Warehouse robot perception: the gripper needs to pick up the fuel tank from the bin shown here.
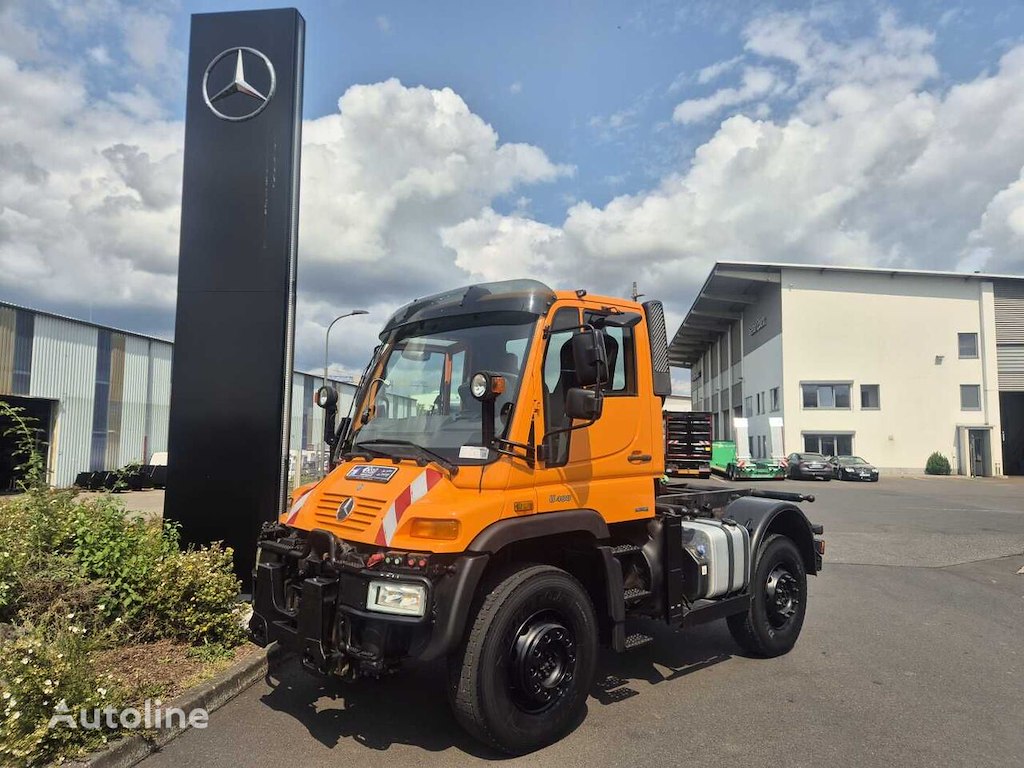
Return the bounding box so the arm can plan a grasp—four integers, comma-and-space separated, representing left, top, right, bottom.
680, 519, 750, 599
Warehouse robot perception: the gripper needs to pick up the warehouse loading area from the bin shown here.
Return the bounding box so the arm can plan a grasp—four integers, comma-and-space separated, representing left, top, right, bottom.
0, 394, 54, 492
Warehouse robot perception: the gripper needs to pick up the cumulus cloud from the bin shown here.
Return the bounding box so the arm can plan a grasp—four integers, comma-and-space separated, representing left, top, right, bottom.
122, 9, 174, 73
3, 2, 1024, 384
296, 78, 571, 363
445, 10, 1024, 328
0, 3, 571, 371
673, 67, 779, 124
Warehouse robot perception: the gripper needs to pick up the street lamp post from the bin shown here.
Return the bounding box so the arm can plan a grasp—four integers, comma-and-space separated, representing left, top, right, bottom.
321, 309, 368, 476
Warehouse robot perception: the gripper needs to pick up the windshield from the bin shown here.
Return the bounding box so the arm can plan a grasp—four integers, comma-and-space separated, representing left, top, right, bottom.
839, 456, 868, 465
351, 312, 536, 462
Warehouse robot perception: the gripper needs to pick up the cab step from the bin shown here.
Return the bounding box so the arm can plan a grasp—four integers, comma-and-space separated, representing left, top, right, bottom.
610, 543, 641, 557
612, 622, 654, 652
623, 587, 651, 604
623, 632, 654, 650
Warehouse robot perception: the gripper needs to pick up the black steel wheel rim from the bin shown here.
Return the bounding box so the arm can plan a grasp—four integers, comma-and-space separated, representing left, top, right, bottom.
508, 611, 576, 714
765, 565, 800, 629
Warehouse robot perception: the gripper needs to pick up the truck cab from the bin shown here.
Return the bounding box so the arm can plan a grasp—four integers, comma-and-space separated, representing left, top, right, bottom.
251, 279, 823, 755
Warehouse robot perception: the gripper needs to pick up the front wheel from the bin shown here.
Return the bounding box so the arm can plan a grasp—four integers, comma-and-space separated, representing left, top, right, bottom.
448, 565, 598, 755
727, 535, 807, 657
727, 465, 737, 481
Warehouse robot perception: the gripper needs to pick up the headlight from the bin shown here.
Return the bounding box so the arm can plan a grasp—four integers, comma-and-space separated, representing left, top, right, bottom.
845, 467, 855, 473
470, 372, 489, 399
367, 580, 427, 617
469, 371, 505, 400
314, 385, 338, 409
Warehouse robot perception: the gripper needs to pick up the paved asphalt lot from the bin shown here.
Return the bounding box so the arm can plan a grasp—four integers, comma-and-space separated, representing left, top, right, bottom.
140, 476, 1023, 768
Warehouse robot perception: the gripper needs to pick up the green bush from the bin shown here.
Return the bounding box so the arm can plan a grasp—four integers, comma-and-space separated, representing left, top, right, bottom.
0, 622, 118, 766
0, 401, 248, 763
65, 498, 180, 621
925, 451, 952, 475
149, 545, 247, 647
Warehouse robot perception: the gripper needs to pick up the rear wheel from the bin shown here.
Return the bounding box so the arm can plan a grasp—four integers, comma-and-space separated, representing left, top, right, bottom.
448, 565, 598, 755
727, 535, 807, 657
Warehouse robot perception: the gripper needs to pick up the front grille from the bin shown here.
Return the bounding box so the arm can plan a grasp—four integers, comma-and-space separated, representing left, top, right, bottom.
313, 492, 386, 535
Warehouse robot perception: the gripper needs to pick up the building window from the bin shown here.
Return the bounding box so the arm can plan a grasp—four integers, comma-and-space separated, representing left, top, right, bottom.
803, 433, 853, 457
755, 392, 763, 414
958, 332, 979, 359
770, 387, 780, 412
801, 383, 851, 409
860, 384, 880, 410
744, 396, 753, 417
960, 384, 981, 411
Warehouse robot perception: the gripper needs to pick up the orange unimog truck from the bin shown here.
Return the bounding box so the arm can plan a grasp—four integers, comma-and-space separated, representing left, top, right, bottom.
250, 279, 823, 754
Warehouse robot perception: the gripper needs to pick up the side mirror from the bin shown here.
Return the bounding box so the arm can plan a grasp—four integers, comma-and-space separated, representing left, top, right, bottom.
571, 328, 608, 387
565, 387, 603, 421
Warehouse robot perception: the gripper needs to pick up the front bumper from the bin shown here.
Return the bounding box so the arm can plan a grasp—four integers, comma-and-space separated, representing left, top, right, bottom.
794, 467, 831, 479
249, 525, 487, 678
840, 470, 879, 481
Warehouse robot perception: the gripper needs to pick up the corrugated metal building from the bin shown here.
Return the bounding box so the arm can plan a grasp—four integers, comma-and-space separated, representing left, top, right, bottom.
0, 300, 358, 489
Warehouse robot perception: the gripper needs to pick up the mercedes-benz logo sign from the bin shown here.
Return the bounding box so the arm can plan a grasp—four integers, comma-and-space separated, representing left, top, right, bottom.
202, 47, 276, 122
336, 497, 355, 521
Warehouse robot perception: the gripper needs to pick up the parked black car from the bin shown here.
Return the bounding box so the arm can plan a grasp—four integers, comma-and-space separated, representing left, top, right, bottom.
829, 455, 880, 481
786, 452, 833, 480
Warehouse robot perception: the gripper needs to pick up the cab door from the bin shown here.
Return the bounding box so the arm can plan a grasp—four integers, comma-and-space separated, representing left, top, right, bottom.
533, 304, 655, 524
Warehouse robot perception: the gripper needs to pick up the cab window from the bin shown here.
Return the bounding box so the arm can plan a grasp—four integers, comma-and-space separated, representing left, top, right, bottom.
541, 307, 581, 466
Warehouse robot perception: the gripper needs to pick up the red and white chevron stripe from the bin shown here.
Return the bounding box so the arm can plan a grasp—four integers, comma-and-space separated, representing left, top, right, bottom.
375, 468, 443, 546
284, 488, 312, 525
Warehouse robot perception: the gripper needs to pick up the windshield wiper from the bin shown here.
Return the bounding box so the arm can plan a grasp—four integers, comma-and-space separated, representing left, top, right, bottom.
352, 439, 459, 476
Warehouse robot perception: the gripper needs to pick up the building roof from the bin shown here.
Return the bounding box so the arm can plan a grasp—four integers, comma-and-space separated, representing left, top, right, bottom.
0, 298, 360, 386
0, 298, 174, 345
668, 260, 1024, 368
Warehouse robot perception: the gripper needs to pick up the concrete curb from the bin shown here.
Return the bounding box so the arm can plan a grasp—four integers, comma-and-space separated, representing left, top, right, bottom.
63, 643, 288, 768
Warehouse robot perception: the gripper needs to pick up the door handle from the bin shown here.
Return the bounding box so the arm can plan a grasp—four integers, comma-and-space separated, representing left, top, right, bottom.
628, 453, 652, 463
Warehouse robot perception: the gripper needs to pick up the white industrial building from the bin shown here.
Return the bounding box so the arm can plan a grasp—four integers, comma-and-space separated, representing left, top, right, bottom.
669, 262, 1024, 477
0, 300, 356, 489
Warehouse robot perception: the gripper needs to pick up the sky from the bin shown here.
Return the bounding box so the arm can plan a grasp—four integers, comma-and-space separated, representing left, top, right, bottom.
3, 0, 1024, 387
